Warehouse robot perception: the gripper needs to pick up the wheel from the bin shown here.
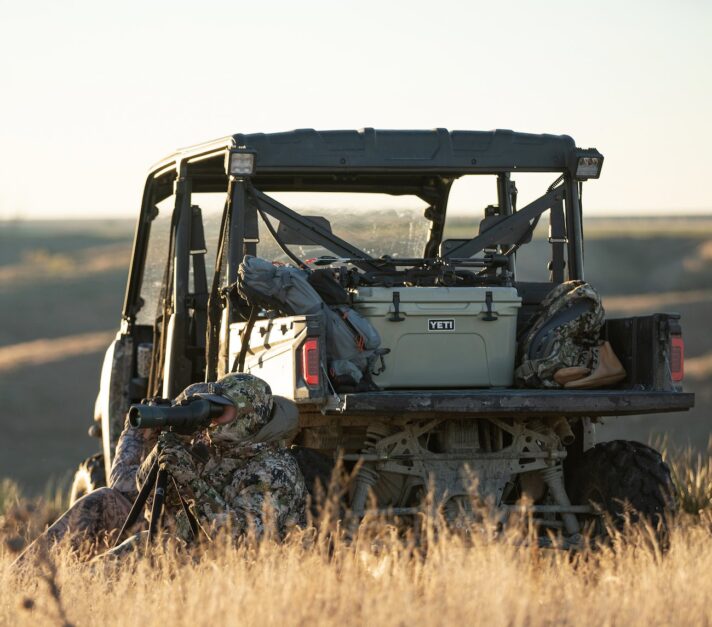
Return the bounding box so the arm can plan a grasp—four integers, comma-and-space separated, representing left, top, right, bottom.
566, 440, 677, 541
69, 453, 107, 505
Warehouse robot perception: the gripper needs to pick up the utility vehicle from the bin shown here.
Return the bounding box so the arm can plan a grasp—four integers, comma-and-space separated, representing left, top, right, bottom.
73, 129, 694, 541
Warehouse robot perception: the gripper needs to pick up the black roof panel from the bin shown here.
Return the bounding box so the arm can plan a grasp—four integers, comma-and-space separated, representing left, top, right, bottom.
232, 128, 579, 173
150, 128, 598, 179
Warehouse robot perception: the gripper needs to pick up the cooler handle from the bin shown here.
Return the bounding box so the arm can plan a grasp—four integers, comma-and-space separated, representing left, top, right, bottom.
481, 291, 498, 322
388, 291, 405, 322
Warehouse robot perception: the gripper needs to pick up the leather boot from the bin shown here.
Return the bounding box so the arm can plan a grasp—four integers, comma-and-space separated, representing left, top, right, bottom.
564, 341, 626, 389
553, 366, 590, 386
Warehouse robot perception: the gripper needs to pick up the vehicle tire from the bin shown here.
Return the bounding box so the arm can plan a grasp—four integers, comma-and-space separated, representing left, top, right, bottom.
566, 440, 677, 541
69, 453, 107, 505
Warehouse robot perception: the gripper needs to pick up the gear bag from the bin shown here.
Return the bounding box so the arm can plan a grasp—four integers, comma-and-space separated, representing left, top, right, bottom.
237, 256, 385, 386
237, 256, 323, 315
515, 280, 604, 388
324, 306, 387, 385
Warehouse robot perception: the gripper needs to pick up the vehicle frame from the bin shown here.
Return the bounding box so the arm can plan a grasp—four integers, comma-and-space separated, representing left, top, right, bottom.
86, 128, 693, 538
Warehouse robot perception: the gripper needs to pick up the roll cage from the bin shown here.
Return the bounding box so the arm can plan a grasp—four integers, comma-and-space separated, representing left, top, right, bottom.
121, 128, 603, 397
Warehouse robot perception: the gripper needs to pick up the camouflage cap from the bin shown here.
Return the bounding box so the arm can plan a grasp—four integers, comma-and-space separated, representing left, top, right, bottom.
208, 373, 274, 440
186, 382, 234, 407
175, 382, 219, 404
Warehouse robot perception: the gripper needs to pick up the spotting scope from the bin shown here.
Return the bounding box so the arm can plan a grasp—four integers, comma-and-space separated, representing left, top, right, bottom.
128, 398, 225, 433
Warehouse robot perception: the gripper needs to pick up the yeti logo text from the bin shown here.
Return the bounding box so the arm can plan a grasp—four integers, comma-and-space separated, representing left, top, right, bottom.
428, 319, 455, 331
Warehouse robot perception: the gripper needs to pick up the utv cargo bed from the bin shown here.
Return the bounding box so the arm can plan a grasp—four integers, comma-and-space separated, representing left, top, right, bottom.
334, 389, 694, 417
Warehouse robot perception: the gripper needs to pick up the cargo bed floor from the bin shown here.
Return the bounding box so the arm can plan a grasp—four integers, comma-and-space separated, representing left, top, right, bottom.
338, 389, 694, 417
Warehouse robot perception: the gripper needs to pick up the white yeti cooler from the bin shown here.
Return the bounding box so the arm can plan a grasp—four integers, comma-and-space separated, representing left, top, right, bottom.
351, 286, 521, 388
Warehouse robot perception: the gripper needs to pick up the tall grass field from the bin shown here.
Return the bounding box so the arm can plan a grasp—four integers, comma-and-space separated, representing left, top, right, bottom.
1, 441, 711, 627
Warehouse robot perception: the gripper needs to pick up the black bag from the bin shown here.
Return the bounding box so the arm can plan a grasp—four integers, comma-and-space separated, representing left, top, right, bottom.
308, 269, 349, 306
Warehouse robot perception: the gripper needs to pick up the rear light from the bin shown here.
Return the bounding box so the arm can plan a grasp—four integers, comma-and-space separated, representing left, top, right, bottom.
671, 336, 684, 382
301, 337, 320, 386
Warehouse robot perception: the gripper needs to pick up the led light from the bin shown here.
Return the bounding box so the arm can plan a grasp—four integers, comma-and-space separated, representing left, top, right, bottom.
576, 156, 602, 179
671, 336, 684, 382
301, 337, 320, 386
229, 152, 255, 176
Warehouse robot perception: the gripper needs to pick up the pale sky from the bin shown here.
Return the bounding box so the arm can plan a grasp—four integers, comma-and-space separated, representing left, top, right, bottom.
0, 0, 710, 219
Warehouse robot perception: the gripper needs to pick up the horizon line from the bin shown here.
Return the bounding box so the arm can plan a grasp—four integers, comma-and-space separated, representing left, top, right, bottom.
3, 209, 712, 222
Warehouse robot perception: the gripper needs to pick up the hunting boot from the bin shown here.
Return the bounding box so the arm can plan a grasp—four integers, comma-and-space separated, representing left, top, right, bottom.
564, 341, 626, 389
553, 366, 590, 386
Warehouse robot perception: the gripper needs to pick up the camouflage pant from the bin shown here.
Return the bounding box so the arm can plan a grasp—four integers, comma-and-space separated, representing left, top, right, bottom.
13, 487, 135, 566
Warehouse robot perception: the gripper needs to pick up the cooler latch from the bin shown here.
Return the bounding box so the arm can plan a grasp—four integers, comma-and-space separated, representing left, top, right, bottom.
482, 291, 498, 322
389, 291, 405, 322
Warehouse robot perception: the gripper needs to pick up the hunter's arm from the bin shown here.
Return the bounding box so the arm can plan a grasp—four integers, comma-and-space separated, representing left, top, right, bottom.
108, 415, 158, 500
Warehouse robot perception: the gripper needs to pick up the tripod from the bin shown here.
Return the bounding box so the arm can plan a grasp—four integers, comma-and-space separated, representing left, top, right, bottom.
114, 458, 202, 550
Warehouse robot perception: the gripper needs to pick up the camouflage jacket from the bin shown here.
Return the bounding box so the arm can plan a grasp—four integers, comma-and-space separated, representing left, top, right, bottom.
136, 432, 307, 542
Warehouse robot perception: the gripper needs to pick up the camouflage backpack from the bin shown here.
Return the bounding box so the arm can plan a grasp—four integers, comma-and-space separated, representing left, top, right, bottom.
515, 281, 604, 388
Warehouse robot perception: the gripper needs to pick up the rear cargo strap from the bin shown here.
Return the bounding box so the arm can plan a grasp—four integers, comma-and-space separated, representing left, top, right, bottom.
234, 305, 258, 373
252, 199, 307, 269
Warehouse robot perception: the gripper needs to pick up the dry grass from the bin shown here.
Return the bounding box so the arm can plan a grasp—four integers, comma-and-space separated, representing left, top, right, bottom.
1, 446, 711, 627
3, 516, 712, 626
661, 437, 712, 514
1, 477, 70, 548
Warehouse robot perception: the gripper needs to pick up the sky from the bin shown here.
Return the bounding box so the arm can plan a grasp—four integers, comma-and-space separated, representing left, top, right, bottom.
0, 0, 710, 219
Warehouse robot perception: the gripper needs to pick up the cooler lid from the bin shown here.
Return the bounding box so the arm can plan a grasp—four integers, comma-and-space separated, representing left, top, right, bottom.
351, 286, 521, 304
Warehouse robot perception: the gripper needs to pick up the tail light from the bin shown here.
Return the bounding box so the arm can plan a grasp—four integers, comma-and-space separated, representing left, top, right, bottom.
301, 337, 320, 386
670, 336, 684, 382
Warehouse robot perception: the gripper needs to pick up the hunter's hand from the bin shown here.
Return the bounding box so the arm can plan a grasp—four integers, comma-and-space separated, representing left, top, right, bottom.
156, 431, 193, 472
211, 405, 237, 426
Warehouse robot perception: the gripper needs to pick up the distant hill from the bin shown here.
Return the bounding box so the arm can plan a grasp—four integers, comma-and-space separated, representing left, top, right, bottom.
0, 217, 710, 493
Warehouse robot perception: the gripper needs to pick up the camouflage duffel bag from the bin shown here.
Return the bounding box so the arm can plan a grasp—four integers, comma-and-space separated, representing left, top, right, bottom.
515, 281, 604, 388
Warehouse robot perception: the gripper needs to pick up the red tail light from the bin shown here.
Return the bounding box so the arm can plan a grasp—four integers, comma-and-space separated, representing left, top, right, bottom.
671, 336, 684, 382
301, 337, 320, 386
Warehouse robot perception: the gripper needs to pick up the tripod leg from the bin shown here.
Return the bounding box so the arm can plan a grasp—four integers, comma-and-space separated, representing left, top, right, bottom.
172, 476, 203, 542
114, 458, 159, 548
147, 468, 169, 548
